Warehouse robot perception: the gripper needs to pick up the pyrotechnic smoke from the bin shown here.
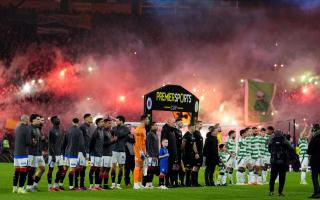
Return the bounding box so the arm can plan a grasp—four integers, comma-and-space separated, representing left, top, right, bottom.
1, 4, 320, 132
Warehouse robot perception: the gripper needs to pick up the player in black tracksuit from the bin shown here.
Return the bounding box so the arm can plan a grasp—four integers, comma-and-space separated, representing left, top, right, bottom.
173, 118, 184, 186
192, 130, 203, 186
63, 118, 83, 190
101, 118, 116, 189
13, 115, 32, 193
181, 124, 198, 187
47, 116, 65, 191
192, 121, 204, 187
89, 118, 104, 189
78, 113, 93, 189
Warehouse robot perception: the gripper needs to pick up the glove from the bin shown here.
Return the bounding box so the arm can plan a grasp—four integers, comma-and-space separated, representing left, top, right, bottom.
140, 150, 146, 161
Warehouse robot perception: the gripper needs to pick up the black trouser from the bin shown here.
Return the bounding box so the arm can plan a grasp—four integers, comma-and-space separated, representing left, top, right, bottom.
124, 154, 135, 185
166, 156, 176, 186
269, 163, 287, 194
311, 166, 320, 195
205, 164, 216, 186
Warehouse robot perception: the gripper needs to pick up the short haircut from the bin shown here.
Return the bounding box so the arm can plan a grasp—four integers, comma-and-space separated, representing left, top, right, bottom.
95, 118, 103, 125
150, 122, 157, 126
72, 118, 80, 124
161, 138, 168, 142
83, 113, 91, 119
252, 127, 257, 130
219, 144, 225, 149
140, 114, 148, 121
175, 118, 182, 122
240, 129, 245, 136
267, 126, 274, 131
50, 116, 58, 123
228, 130, 235, 136
104, 118, 111, 122
30, 114, 39, 123
20, 115, 29, 122
208, 126, 215, 132
261, 128, 266, 131
116, 115, 125, 123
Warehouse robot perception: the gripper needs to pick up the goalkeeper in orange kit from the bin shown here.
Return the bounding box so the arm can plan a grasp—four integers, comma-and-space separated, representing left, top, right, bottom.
133, 115, 149, 189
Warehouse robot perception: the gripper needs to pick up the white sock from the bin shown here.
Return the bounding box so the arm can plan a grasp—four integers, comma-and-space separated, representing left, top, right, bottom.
262, 170, 267, 183
254, 174, 259, 183
238, 172, 244, 184
33, 182, 38, 187
217, 175, 221, 185
258, 175, 262, 183
59, 183, 63, 187
228, 173, 233, 184
222, 175, 227, 184
249, 171, 254, 183
301, 171, 306, 183
69, 186, 74, 189
236, 171, 241, 184
13, 186, 18, 191
48, 184, 52, 188
241, 172, 245, 184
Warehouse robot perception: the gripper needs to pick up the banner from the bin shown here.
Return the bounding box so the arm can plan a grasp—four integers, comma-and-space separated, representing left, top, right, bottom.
244, 79, 276, 125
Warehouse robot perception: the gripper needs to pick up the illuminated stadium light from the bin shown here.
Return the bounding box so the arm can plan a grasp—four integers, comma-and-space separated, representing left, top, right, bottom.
87, 97, 91, 101
219, 104, 224, 112
240, 79, 244, 83
21, 83, 32, 94
38, 79, 44, 84
60, 69, 66, 77
302, 87, 308, 94
200, 95, 204, 101
88, 66, 93, 72
315, 81, 319, 85
280, 64, 284, 67
290, 77, 295, 82
119, 96, 126, 102
274, 64, 277, 67
213, 88, 216, 92
31, 80, 36, 84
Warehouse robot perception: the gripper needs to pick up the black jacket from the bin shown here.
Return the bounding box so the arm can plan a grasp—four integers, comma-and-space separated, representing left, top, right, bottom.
161, 124, 177, 162
203, 133, 219, 166
268, 132, 294, 165
307, 134, 320, 169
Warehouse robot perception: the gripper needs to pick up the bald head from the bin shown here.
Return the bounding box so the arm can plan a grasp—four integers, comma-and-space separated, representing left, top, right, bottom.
167, 118, 175, 127
20, 115, 29, 125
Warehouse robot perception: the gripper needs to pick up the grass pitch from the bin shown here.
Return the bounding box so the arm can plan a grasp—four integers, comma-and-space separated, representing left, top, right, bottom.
0, 163, 312, 199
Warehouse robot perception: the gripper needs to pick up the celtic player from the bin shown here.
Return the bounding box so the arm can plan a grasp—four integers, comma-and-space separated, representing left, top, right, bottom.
251, 127, 264, 185
236, 129, 247, 185
245, 128, 254, 184
262, 127, 273, 184
299, 124, 310, 185
217, 144, 228, 186
225, 130, 236, 185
